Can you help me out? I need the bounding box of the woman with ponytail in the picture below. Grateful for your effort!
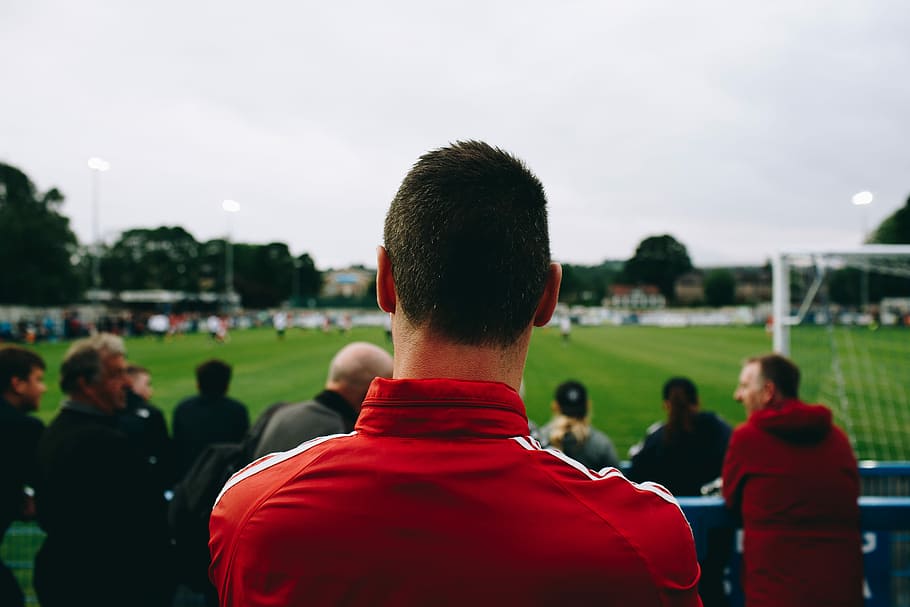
[628,377,734,607]
[539,380,620,470]
[627,377,731,495]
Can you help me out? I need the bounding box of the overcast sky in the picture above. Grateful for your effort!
[2,1,908,270]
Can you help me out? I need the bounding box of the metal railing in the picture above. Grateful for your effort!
[679,496,910,607]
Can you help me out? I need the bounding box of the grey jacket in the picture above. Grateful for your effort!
[254,390,356,458]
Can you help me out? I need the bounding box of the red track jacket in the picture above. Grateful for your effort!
[722,399,862,607]
[210,378,702,606]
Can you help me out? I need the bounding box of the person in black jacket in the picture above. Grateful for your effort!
[34,333,173,607]
[627,376,732,607]
[173,359,249,480]
[118,364,174,494]
[0,346,46,607]
[627,377,731,495]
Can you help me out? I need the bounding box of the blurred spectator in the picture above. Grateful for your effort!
[254,342,392,458]
[627,377,732,606]
[627,377,731,496]
[173,359,249,480]
[0,346,46,607]
[34,334,173,607]
[118,365,174,493]
[724,354,862,607]
[539,380,620,470]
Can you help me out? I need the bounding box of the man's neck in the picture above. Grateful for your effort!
[391,328,529,391]
[1,391,24,411]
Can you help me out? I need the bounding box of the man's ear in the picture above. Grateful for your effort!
[533,263,562,327]
[762,380,778,407]
[376,246,397,314]
[9,376,25,396]
[75,374,94,397]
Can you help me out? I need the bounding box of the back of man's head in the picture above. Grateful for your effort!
[196,359,232,397]
[60,333,126,394]
[327,342,393,409]
[0,346,45,393]
[383,140,551,347]
[751,354,800,399]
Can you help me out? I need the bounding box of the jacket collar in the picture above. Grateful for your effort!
[357,378,529,438]
[313,389,358,432]
[61,399,112,417]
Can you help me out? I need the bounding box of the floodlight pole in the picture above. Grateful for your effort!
[222,200,240,308]
[87,157,110,312]
[852,191,874,311]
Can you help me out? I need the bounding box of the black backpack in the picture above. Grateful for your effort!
[168,401,290,592]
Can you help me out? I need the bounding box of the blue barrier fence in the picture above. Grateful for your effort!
[679,496,910,607]
[3,463,909,606]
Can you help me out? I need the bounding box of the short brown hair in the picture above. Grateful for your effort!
[0,346,45,392]
[383,141,551,347]
[748,354,800,399]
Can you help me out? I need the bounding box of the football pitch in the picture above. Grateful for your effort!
[28,324,775,458]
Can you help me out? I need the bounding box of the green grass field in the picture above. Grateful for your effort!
[26,324,776,458]
[23,323,909,459]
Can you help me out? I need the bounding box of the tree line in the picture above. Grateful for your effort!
[0,163,321,308]
[2,161,909,308]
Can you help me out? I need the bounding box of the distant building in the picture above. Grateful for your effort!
[672,267,773,306]
[674,271,705,305]
[732,267,772,303]
[606,285,666,309]
[321,267,375,299]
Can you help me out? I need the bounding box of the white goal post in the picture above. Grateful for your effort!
[772,245,910,354]
[771,245,910,460]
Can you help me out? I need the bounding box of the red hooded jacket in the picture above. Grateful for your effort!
[210,378,702,606]
[722,399,862,606]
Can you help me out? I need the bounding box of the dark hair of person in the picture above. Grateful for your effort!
[0,346,45,393]
[383,140,551,347]
[750,354,800,399]
[662,377,698,444]
[196,359,232,397]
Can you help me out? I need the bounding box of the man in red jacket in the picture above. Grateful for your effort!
[723,354,863,606]
[209,141,702,606]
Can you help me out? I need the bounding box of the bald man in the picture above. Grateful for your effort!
[253,342,393,458]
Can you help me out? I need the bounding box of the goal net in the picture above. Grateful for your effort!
[772,246,910,461]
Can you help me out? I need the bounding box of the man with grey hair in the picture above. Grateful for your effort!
[253,341,393,457]
[34,333,173,607]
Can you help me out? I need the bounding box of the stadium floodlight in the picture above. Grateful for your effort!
[222,199,241,213]
[87,157,111,172]
[852,191,874,206]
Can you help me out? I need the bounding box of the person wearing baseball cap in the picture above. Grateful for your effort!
[539,380,620,470]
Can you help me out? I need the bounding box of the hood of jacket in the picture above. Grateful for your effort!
[751,398,832,444]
